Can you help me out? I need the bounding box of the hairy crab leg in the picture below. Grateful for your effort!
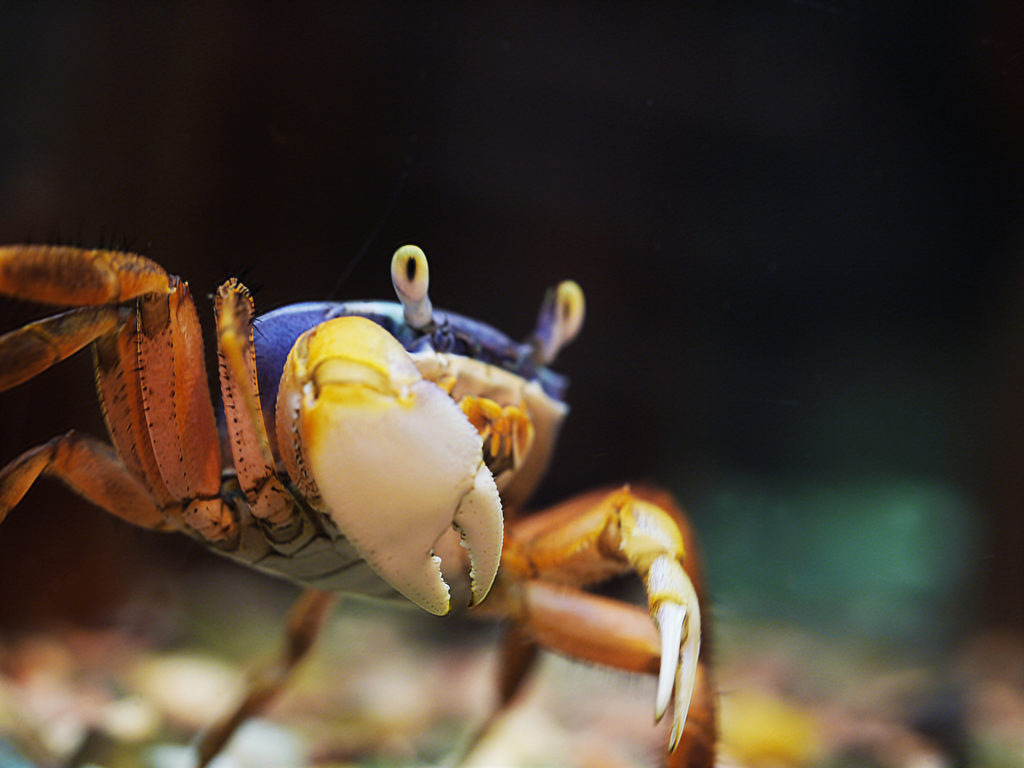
[0,306,121,392]
[0,430,169,529]
[136,279,234,543]
[476,581,716,768]
[93,320,179,510]
[463,584,712,768]
[0,246,171,305]
[196,589,338,767]
[491,486,712,761]
[0,246,232,540]
[215,279,307,542]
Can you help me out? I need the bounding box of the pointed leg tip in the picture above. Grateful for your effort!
[653,601,685,723]
[669,716,684,753]
[652,573,702,756]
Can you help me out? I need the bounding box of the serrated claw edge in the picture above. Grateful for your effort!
[452,463,504,606]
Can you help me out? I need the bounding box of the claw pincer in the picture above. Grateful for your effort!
[275,315,502,615]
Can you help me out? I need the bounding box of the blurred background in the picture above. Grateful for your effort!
[1,2,1023,766]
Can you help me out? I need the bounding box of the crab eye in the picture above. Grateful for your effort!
[530,279,585,364]
[554,280,585,347]
[391,245,434,329]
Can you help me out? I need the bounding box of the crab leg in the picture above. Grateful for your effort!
[0,430,168,529]
[136,282,234,542]
[214,279,306,541]
[92,320,178,510]
[0,246,171,305]
[0,307,122,392]
[0,246,235,543]
[492,486,710,757]
[481,582,716,768]
[196,589,338,767]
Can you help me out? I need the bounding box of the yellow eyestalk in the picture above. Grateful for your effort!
[391,245,434,329]
[531,279,585,364]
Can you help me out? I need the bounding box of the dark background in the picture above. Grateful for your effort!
[0,2,1022,654]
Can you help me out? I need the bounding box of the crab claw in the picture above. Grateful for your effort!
[276,315,503,615]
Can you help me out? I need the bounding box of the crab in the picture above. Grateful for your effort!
[0,244,716,767]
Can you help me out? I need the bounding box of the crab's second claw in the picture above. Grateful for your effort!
[279,316,503,615]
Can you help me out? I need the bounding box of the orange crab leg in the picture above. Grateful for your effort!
[136,282,234,542]
[215,279,305,538]
[92,320,177,509]
[0,307,122,392]
[0,246,236,543]
[196,589,338,768]
[494,579,665,672]
[488,582,717,768]
[489,485,711,758]
[0,430,168,529]
[0,246,171,305]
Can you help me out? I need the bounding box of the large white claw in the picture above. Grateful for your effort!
[652,573,701,752]
[279,316,503,615]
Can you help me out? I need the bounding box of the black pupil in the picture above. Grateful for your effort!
[406,257,416,281]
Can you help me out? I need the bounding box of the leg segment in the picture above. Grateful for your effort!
[93,319,178,510]
[0,246,171,306]
[215,280,305,540]
[668,663,716,768]
[479,581,716,767]
[195,589,338,768]
[0,307,121,392]
[0,430,168,530]
[494,486,712,759]
[495,580,665,674]
[0,246,232,541]
[136,281,233,542]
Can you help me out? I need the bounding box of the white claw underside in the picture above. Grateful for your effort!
[653,573,701,752]
[300,361,502,615]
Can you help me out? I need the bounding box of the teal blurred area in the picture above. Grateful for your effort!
[695,476,981,651]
